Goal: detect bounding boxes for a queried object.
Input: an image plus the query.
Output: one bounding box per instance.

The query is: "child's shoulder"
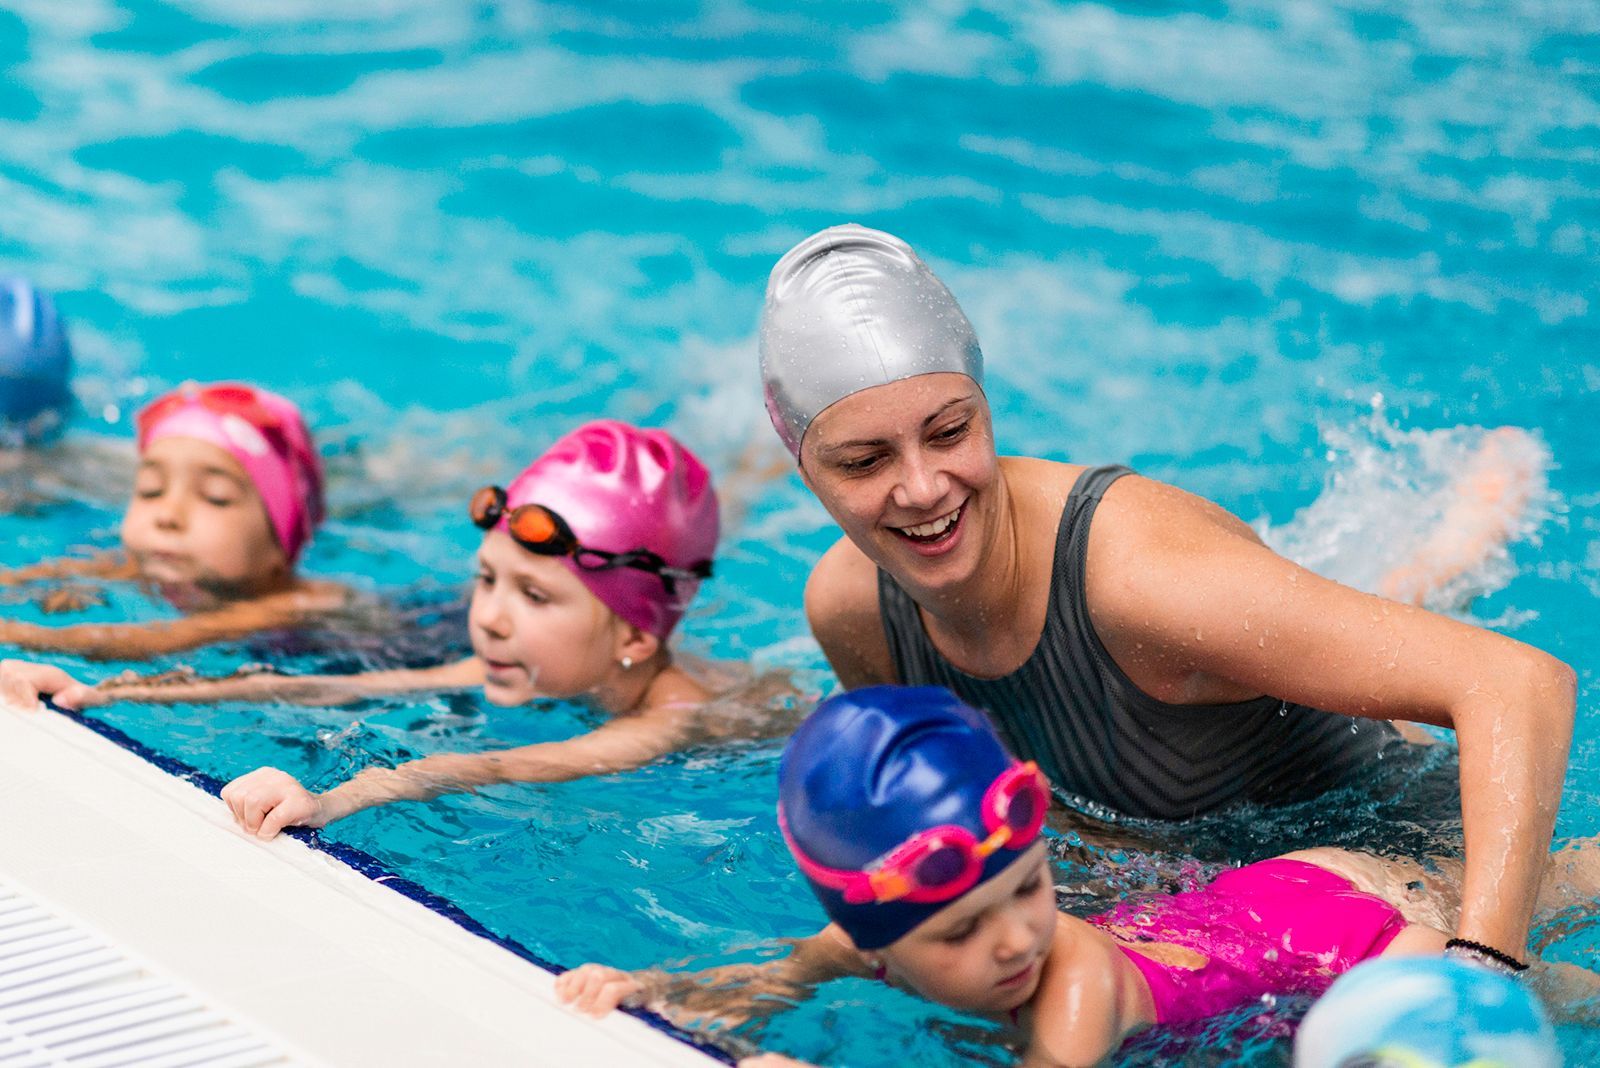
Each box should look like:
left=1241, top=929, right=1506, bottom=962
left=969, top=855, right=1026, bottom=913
left=1025, top=921, right=1150, bottom=1068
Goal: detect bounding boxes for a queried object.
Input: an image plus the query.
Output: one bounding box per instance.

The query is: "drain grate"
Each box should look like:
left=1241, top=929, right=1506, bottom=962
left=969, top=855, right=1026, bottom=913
left=0, top=881, right=294, bottom=1068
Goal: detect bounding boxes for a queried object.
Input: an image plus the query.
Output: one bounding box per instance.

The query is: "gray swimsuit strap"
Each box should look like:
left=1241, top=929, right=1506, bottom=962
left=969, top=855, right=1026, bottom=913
left=877, top=464, right=1393, bottom=820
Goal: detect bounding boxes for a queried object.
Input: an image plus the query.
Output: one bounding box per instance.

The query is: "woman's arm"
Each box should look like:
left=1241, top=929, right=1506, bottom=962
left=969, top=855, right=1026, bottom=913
left=0, top=585, right=341, bottom=660
left=0, top=657, right=485, bottom=711
left=221, top=700, right=702, bottom=838
left=1092, top=477, right=1574, bottom=959
left=557, top=925, right=866, bottom=1027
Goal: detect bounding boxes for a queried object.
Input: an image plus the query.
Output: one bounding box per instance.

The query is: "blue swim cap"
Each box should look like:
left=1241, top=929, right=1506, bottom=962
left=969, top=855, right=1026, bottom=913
left=1294, top=957, right=1559, bottom=1068
left=779, top=686, right=1034, bottom=950
left=0, top=277, right=73, bottom=443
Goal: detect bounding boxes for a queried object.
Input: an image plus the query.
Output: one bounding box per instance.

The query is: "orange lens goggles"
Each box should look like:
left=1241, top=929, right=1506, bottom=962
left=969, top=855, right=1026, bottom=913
left=468, top=485, right=713, bottom=597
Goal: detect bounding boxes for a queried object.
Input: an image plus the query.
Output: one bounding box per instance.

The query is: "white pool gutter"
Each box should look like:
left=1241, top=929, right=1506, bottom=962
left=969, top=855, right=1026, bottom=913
left=0, top=701, right=726, bottom=1067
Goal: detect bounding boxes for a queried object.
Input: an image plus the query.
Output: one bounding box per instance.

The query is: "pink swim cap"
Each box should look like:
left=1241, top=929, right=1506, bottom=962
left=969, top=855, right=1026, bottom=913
left=500, top=420, right=719, bottom=639
left=135, top=382, right=325, bottom=564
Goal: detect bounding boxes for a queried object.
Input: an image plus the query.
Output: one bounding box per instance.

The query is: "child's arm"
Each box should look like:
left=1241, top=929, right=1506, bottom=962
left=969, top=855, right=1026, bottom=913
left=0, top=657, right=484, bottom=711
left=221, top=699, right=704, bottom=839
left=557, top=925, right=866, bottom=1028
left=0, top=585, right=341, bottom=660
left=0, top=552, right=136, bottom=587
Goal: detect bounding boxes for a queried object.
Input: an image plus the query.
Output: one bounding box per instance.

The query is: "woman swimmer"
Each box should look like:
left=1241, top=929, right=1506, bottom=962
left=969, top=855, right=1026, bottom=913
left=755, top=224, right=1575, bottom=977
left=558, top=687, right=1600, bottom=1068
left=0, top=380, right=340, bottom=657
left=4, top=420, right=768, bottom=839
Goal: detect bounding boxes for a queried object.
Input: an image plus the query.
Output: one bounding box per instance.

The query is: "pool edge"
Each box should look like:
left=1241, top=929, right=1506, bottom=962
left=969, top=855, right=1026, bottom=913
left=0, top=700, right=728, bottom=1067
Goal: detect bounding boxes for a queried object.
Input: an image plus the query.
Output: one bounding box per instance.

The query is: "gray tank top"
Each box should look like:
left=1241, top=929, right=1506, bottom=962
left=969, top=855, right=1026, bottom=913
left=877, top=465, right=1396, bottom=820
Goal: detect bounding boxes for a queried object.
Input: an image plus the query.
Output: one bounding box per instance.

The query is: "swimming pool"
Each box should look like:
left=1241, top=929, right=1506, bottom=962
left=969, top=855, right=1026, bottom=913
left=2, top=0, right=1596, bottom=1063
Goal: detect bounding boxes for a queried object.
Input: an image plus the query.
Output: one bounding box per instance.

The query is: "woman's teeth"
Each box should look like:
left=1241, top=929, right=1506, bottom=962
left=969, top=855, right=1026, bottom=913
left=898, top=506, right=961, bottom=540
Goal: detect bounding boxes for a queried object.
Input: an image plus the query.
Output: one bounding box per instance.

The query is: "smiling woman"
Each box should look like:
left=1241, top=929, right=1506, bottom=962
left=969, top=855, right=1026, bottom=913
left=762, top=224, right=1576, bottom=977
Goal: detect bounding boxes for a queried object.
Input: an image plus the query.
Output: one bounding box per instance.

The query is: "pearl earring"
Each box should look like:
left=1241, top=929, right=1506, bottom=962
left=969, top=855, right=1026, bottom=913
left=620, top=656, right=634, bottom=670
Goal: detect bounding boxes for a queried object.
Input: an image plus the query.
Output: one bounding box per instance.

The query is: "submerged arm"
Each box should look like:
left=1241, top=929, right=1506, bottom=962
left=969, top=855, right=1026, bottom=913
left=107, top=657, right=485, bottom=707
left=557, top=925, right=867, bottom=1028
left=222, top=700, right=702, bottom=838
left=0, top=657, right=483, bottom=712
left=0, top=552, right=135, bottom=588
left=0, top=590, right=331, bottom=660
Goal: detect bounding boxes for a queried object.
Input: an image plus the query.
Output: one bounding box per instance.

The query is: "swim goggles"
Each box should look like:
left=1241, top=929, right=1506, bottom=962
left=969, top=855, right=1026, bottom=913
left=469, top=486, right=713, bottom=597
left=136, top=383, right=289, bottom=443
left=780, top=761, right=1049, bottom=905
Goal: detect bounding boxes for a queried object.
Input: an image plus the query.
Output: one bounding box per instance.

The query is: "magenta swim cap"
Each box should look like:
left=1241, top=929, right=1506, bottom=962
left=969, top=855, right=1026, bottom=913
left=136, top=382, right=325, bottom=564
left=501, top=420, right=719, bottom=639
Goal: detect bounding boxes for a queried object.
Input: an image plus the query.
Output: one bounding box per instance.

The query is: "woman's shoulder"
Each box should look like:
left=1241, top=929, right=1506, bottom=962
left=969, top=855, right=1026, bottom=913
left=804, top=537, right=896, bottom=687
left=805, top=535, right=879, bottom=618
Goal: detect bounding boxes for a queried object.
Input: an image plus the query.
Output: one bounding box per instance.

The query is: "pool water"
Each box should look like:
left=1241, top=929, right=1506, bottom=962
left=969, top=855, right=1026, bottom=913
left=2, top=1, right=1597, bottom=1064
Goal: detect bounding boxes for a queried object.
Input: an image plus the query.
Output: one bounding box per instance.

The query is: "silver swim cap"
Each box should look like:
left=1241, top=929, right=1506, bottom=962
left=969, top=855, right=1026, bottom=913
left=759, top=224, right=984, bottom=458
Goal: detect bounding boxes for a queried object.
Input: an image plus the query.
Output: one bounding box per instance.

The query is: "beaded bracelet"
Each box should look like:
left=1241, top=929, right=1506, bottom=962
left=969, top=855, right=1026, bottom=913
left=1444, top=938, right=1529, bottom=976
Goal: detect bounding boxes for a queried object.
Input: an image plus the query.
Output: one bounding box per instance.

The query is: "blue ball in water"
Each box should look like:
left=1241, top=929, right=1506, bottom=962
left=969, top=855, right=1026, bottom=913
left=1294, top=957, right=1560, bottom=1068
left=0, top=276, right=73, bottom=443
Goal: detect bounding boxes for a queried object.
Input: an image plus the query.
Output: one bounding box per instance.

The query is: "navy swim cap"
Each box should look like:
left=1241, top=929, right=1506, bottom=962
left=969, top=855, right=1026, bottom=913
left=779, top=686, right=1032, bottom=950
left=0, top=277, right=72, bottom=443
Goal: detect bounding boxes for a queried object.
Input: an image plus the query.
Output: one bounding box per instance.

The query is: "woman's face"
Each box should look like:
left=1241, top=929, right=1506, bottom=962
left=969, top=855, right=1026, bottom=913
left=880, top=843, right=1057, bottom=1016
left=800, top=373, right=1000, bottom=593
left=468, top=529, right=623, bottom=706
left=120, top=436, right=287, bottom=595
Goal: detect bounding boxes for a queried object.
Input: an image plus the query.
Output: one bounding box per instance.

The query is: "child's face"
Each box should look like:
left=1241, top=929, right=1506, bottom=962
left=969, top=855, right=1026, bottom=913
left=121, top=436, right=287, bottom=595
left=469, top=529, right=622, bottom=706
left=880, top=842, right=1057, bottom=1016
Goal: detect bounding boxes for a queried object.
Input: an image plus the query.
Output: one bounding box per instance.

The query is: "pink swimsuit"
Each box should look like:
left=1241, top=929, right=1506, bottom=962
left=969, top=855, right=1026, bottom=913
left=1087, top=858, right=1407, bottom=1025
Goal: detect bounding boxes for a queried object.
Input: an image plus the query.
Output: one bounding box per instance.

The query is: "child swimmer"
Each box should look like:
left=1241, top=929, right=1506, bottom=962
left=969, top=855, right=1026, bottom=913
left=559, top=686, right=1600, bottom=1067
left=0, top=380, right=340, bottom=657
left=5, top=420, right=778, bottom=838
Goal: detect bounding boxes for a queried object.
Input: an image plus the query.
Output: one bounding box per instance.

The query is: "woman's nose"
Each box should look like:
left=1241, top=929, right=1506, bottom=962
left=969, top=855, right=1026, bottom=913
left=891, top=449, right=948, bottom=511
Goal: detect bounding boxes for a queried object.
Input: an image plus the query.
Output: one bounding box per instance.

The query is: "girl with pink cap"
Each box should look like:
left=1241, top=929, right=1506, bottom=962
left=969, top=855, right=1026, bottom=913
left=6, top=420, right=742, bottom=838
left=0, top=380, right=341, bottom=659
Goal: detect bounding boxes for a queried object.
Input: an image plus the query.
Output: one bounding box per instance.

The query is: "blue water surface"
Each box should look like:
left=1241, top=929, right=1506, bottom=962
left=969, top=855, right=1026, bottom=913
left=1, top=1, right=1597, bottom=1065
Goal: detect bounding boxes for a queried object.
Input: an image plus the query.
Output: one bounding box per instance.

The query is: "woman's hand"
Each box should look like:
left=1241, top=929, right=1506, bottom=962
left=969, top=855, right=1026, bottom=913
left=555, top=964, right=647, bottom=1018
left=740, top=1056, right=820, bottom=1068
left=220, top=767, right=328, bottom=839
left=0, top=659, right=107, bottom=710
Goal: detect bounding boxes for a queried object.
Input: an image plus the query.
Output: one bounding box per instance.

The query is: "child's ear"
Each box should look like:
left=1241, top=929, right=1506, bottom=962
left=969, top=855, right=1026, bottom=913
left=614, top=621, right=660, bottom=667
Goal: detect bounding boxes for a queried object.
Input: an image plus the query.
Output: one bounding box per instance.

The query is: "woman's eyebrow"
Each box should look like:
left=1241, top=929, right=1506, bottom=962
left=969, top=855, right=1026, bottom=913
left=921, top=396, right=975, bottom=428
left=817, top=397, right=977, bottom=456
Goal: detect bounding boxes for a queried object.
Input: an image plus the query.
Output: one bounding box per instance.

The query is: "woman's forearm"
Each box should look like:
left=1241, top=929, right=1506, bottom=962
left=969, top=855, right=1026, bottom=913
left=1452, top=649, right=1575, bottom=955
